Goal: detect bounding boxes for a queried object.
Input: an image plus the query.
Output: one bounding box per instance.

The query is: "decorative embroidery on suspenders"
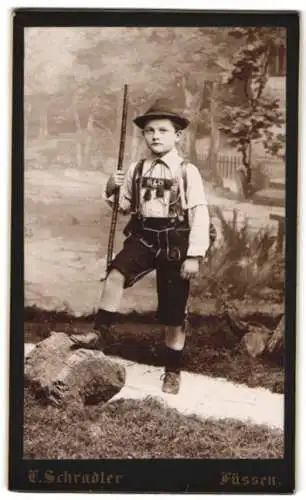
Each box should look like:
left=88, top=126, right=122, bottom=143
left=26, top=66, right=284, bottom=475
left=130, top=159, right=216, bottom=246
left=131, top=158, right=188, bottom=217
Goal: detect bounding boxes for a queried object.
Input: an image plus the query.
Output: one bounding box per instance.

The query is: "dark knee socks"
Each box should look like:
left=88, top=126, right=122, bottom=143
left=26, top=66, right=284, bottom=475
left=94, top=311, right=184, bottom=374
left=164, top=346, right=183, bottom=373
left=94, top=308, right=117, bottom=331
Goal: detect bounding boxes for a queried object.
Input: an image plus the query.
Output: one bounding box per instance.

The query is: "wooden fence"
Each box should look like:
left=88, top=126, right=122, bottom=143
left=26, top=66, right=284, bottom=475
left=198, top=151, right=243, bottom=179
left=197, top=150, right=285, bottom=195
left=198, top=150, right=284, bottom=179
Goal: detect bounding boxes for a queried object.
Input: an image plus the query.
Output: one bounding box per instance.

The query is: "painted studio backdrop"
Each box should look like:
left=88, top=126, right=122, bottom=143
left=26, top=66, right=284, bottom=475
left=24, top=27, right=286, bottom=460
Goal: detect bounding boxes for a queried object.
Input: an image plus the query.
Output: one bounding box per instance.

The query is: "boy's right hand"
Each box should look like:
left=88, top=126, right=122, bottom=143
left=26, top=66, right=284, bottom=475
left=112, top=170, right=125, bottom=188
left=106, top=170, right=125, bottom=197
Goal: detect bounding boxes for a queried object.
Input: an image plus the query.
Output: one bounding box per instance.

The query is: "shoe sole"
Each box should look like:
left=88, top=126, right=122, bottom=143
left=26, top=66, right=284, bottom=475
left=161, top=386, right=180, bottom=395
left=70, top=335, right=100, bottom=350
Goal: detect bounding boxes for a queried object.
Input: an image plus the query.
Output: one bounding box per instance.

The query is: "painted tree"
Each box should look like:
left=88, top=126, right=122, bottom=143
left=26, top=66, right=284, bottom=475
left=218, top=27, right=286, bottom=197
left=24, top=28, right=86, bottom=141
left=25, top=27, right=248, bottom=172
left=69, top=27, right=238, bottom=165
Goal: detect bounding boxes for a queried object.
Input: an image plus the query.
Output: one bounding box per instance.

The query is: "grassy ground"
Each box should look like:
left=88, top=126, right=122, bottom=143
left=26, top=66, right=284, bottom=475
left=24, top=388, right=283, bottom=459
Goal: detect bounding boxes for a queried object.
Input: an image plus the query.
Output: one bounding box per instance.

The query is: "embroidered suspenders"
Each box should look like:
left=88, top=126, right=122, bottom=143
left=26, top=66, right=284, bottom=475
left=129, top=158, right=216, bottom=246
left=130, top=158, right=188, bottom=218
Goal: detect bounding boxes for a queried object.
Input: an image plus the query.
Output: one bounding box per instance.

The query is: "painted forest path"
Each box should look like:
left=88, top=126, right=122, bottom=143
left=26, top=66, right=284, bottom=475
left=25, top=343, right=284, bottom=431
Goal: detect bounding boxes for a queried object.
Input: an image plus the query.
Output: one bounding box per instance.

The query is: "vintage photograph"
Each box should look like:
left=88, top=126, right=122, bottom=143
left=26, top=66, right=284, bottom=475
left=15, top=14, right=298, bottom=488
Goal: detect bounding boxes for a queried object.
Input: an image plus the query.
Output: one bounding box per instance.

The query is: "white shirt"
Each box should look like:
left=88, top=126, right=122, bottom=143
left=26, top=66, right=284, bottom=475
left=105, top=149, right=210, bottom=257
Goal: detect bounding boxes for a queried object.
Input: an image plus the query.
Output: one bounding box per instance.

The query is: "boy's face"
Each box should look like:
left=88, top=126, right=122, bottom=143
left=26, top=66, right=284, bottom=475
left=142, top=118, right=182, bottom=156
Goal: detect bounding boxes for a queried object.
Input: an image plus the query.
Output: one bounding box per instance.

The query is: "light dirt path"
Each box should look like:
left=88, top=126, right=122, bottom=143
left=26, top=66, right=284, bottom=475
left=24, top=343, right=284, bottom=431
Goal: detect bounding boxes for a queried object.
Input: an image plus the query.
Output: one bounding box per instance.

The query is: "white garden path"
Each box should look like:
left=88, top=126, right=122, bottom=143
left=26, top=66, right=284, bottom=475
left=25, top=343, right=283, bottom=430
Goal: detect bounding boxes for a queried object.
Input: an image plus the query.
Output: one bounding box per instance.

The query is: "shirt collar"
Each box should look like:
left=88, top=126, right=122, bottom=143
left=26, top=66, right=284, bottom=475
left=149, top=148, right=183, bottom=169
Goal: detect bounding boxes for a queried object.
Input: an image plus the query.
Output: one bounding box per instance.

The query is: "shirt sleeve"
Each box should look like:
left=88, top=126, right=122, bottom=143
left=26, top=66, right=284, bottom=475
left=185, top=164, right=210, bottom=257
left=103, top=162, right=136, bottom=214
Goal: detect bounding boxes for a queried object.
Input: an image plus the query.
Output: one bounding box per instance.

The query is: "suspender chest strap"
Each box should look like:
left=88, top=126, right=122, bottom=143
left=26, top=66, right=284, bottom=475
left=122, top=159, right=145, bottom=237
left=131, top=159, right=145, bottom=214
left=181, top=160, right=188, bottom=208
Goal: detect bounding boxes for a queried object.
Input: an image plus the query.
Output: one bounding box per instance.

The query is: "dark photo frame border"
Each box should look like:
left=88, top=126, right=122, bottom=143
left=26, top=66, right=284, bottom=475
left=9, top=8, right=299, bottom=493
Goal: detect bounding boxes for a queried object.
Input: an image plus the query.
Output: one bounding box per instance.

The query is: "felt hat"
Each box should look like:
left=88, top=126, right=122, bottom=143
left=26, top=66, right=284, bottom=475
left=133, top=98, right=189, bottom=130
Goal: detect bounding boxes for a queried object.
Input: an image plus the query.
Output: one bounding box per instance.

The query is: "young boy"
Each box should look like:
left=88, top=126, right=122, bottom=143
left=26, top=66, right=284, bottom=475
left=72, top=98, right=211, bottom=394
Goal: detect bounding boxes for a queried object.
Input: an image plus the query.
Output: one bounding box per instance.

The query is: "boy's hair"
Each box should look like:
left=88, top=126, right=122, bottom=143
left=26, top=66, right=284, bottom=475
left=142, top=117, right=183, bottom=133
left=172, top=121, right=183, bottom=133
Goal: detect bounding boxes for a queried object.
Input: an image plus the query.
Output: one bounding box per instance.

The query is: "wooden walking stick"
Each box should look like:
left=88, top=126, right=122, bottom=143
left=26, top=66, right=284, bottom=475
left=106, top=84, right=129, bottom=273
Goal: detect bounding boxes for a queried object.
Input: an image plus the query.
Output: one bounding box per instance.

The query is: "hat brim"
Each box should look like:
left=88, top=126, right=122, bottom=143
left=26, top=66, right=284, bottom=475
left=134, top=112, right=189, bottom=130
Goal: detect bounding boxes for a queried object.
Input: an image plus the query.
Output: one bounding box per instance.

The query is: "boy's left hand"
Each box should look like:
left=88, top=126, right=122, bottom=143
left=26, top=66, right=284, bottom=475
left=180, top=258, right=200, bottom=280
